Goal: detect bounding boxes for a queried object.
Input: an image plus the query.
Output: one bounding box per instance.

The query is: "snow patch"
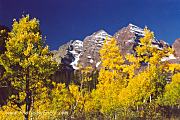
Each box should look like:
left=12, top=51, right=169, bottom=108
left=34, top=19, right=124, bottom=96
left=129, top=24, right=158, bottom=43
left=151, top=44, right=163, bottom=50
left=69, top=50, right=77, bottom=55
left=69, top=40, right=83, bottom=69
left=129, top=24, right=144, bottom=36
left=96, top=61, right=101, bottom=67
left=72, top=40, right=83, bottom=47
left=87, top=55, right=92, bottom=58
left=70, top=53, right=82, bottom=70
left=161, top=54, right=176, bottom=61
left=126, top=39, right=135, bottom=43
left=90, top=59, right=94, bottom=63
left=94, top=30, right=112, bottom=39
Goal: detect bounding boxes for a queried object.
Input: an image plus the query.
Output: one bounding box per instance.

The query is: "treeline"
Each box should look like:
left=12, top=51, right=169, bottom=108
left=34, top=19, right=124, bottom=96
left=0, top=15, right=179, bottom=120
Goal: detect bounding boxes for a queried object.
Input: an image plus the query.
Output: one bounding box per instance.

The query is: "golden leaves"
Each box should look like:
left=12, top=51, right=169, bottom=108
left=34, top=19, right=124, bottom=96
left=0, top=15, right=58, bottom=119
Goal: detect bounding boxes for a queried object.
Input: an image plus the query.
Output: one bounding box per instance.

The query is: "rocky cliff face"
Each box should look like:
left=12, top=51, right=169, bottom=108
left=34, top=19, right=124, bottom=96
left=78, top=30, right=112, bottom=69
left=173, top=38, right=180, bottom=58
left=113, top=24, right=143, bottom=55
left=52, top=24, right=179, bottom=71
left=167, top=38, right=180, bottom=64
left=114, top=24, right=144, bottom=42
left=52, top=40, right=83, bottom=67
left=52, top=30, right=112, bottom=70
left=113, top=24, right=170, bottom=55
left=51, top=40, right=83, bottom=85
left=69, top=40, right=83, bottom=69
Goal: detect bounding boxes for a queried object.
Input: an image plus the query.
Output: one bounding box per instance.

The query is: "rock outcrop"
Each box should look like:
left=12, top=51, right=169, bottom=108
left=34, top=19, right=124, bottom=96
left=172, top=38, right=180, bottom=58
left=78, top=30, right=112, bottom=69
left=52, top=24, right=179, bottom=84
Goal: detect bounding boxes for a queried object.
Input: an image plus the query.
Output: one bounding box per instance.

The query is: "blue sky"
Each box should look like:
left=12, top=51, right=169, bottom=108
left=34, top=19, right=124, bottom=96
left=0, top=0, right=180, bottom=50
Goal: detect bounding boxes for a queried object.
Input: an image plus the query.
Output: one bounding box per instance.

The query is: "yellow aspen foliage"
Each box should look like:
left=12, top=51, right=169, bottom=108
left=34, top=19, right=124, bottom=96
left=123, top=54, right=140, bottom=79
left=80, top=66, right=93, bottom=82
left=99, top=38, right=125, bottom=84
left=65, top=84, right=94, bottom=119
left=93, top=38, right=127, bottom=118
left=1, top=15, right=179, bottom=120
left=0, top=15, right=58, bottom=120
left=136, top=28, right=173, bottom=65
left=100, top=38, right=124, bottom=70
left=34, top=82, right=92, bottom=119
left=95, top=81, right=121, bottom=116
left=119, top=63, right=167, bottom=111
left=167, top=63, right=180, bottom=73
left=119, top=69, right=152, bottom=107
left=135, top=28, right=155, bottom=63
left=0, top=27, right=9, bottom=54
left=162, top=73, right=180, bottom=106
left=78, top=66, right=93, bottom=91
left=92, top=38, right=143, bottom=118
left=0, top=104, right=24, bottom=120
left=30, top=83, right=69, bottom=119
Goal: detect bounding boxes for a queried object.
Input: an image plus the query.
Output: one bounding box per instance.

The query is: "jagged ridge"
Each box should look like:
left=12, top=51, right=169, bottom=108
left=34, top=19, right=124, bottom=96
left=53, top=24, right=179, bottom=70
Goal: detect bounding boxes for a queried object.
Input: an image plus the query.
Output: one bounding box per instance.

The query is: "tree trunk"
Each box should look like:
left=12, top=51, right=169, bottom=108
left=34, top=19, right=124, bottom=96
left=30, top=95, right=34, bottom=120
left=25, top=68, right=31, bottom=120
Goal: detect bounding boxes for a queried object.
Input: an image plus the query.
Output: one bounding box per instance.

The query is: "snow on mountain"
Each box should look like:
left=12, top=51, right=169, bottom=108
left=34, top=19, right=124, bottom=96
left=129, top=23, right=145, bottom=36
left=69, top=40, right=83, bottom=69
left=130, top=24, right=177, bottom=62
left=78, top=30, right=112, bottom=68
left=66, top=30, right=112, bottom=69
left=161, top=54, right=176, bottom=62
left=70, top=40, right=83, bottom=50
left=70, top=53, right=82, bottom=69
left=93, top=30, right=112, bottom=39
left=53, top=24, right=178, bottom=70
left=129, top=23, right=160, bottom=44
left=96, top=61, right=101, bottom=67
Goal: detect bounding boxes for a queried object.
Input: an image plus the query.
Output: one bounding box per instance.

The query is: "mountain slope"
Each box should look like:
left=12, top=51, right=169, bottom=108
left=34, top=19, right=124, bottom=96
left=52, top=24, right=178, bottom=70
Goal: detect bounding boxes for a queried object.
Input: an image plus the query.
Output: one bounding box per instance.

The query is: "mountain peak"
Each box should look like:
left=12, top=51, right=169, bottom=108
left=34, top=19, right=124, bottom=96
left=53, top=24, right=178, bottom=71
left=128, top=23, right=144, bottom=36
left=95, top=29, right=106, bottom=33
left=91, top=29, right=111, bottom=38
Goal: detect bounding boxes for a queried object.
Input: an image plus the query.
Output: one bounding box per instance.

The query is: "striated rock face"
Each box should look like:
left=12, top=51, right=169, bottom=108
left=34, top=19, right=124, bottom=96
left=52, top=30, right=112, bottom=70
left=52, top=24, right=179, bottom=71
left=51, top=40, right=83, bottom=85
left=51, top=42, right=71, bottom=64
left=167, top=59, right=180, bottom=64
left=52, top=40, right=83, bottom=66
left=159, top=40, right=169, bottom=48
left=52, top=30, right=112, bottom=84
left=113, top=24, right=168, bottom=55
left=113, top=24, right=140, bottom=55
left=114, top=23, right=144, bottom=42
left=51, top=23, right=180, bottom=85
left=79, top=30, right=112, bottom=69
left=172, top=38, right=180, bottom=58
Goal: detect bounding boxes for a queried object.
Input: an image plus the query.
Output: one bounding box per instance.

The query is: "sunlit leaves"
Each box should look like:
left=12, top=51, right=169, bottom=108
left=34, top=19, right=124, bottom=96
left=0, top=15, right=58, bottom=119
left=162, top=73, right=180, bottom=106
